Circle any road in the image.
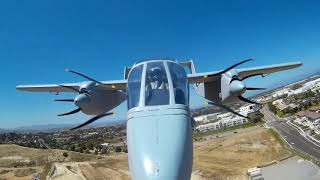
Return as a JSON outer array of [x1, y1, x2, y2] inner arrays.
[[261, 106, 320, 160]]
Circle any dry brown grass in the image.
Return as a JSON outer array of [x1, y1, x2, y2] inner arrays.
[[0, 144, 102, 180], [0, 126, 291, 180], [193, 127, 291, 180]]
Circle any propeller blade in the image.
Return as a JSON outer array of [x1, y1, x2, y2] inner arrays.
[[207, 101, 248, 119], [238, 96, 261, 105], [246, 87, 266, 90], [65, 69, 112, 89], [70, 112, 114, 130], [241, 73, 263, 81], [54, 99, 74, 102], [230, 76, 241, 83], [57, 108, 81, 116], [215, 59, 253, 75], [58, 84, 80, 93]]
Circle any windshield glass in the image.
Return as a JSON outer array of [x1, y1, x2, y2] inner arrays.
[[168, 62, 189, 105], [127, 65, 143, 109], [145, 62, 170, 106]]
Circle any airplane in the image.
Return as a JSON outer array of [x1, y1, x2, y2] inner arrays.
[[16, 59, 302, 180]]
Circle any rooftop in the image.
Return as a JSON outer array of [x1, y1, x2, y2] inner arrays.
[[309, 106, 320, 112], [296, 110, 320, 120]]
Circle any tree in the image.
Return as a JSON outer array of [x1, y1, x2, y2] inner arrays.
[[249, 112, 264, 123], [115, 146, 122, 153], [87, 142, 94, 150], [268, 102, 278, 114], [70, 145, 76, 151], [63, 152, 68, 158]]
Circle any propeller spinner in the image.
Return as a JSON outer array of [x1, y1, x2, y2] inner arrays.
[[54, 70, 115, 130]]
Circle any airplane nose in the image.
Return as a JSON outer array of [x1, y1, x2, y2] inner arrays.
[[230, 80, 246, 95], [74, 94, 90, 108], [127, 110, 193, 180]]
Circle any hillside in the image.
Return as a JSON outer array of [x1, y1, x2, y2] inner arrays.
[[0, 126, 291, 180]]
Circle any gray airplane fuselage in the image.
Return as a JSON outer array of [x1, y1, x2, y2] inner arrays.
[[126, 60, 193, 180]]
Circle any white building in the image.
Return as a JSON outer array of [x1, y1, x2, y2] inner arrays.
[[239, 104, 260, 116], [288, 78, 320, 96], [272, 88, 290, 98], [194, 104, 259, 122], [247, 167, 263, 180], [193, 116, 205, 122], [272, 99, 287, 110], [193, 112, 220, 122], [196, 116, 248, 132]]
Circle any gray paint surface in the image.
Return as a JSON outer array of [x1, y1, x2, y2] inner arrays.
[[127, 105, 193, 180]]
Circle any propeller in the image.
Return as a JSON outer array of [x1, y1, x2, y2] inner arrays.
[[57, 108, 81, 116], [55, 70, 101, 116], [206, 101, 248, 119], [54, 99, 74, 102], [53, 69, 118, 130], [56, 84, 90, 116], [65, 69, 114, 89], [70, 112, 114, 130], [213, 59, 253, 75], [65, 69, 127, 96], [238, 96, 261, 105], [204, 59, 266, 119], [246, 87, 266, 90], [218, 60, 266, 105]]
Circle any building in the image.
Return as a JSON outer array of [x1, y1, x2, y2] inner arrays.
[[193, 112, 220, 122], [194, 104, 259, 132], [272, 88, 290, 98], [295, 110, 320, 130], [272, 99, 287, 110], [257, 95, 272, 103], [196, 116, 248, 132], [239, 104, 260, 116], [309, 106, 320, 113], [288, 78, 320, 96], [247, 167, 263, 180]]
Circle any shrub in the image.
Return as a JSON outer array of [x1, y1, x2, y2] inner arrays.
[[63, 152, 69, 158], [115, 146, 122, 153]]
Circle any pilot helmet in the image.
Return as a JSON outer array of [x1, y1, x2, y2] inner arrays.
[[149, 67, 164, 81]]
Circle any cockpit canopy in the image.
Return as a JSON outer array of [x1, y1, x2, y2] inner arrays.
[[127, 60, 189, 110]]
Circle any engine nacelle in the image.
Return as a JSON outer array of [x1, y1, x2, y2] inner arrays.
[[220, 70, 246, 104], [74, 82, 127, 115], [195, 69, 246, 105]]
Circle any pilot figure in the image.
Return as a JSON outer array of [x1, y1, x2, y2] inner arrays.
[[147, 67, 166, 89], [145, 66, 169, 105]]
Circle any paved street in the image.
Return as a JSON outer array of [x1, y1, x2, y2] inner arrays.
[[261, 106, 320, 160]]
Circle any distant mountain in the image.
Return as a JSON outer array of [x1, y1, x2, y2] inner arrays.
[[11, 124, 76, 133], [0, 128, 8, 133], [3, 119, 127, 133]]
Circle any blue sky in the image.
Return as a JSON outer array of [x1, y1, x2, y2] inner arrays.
[[1, 1, 320, 128]]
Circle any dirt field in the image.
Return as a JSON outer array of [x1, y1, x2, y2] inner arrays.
[[0, 126, 292, 180], [192, 127, 291, 180], [0, 144, 106, 180]]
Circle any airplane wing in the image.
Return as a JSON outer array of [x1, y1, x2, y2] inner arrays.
[[16, 79, 127, 93], [188, 61, 302, 84], [237, 61, 303, 79]]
